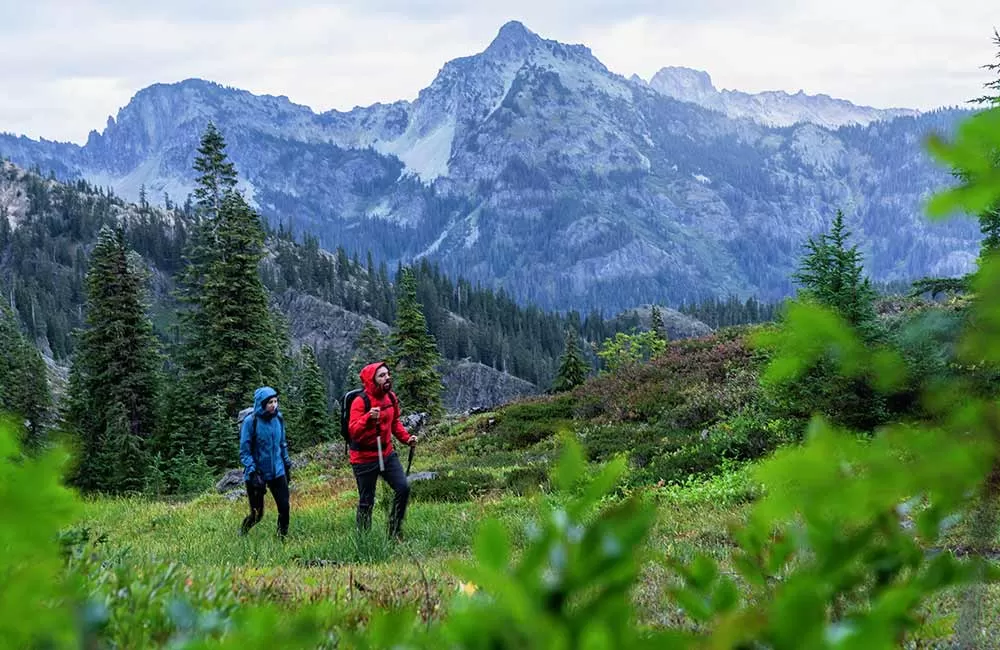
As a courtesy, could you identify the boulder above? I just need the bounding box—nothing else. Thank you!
[216,468,244,494]
[407,471,439,484]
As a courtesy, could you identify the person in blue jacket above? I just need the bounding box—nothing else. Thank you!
[239,386,292,538]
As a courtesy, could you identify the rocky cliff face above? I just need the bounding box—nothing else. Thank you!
[0,22,978,315]
[275,289,541,413]
[440,359,541,413]
[274,290,389,355]
[623,305,714,340]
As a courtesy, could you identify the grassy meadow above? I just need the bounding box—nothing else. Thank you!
[16,314,1000,647]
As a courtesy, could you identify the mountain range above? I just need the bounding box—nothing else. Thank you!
[0,20,981,313]
[636,67,920,129]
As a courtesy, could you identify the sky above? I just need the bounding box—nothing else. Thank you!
[2,1,997,144]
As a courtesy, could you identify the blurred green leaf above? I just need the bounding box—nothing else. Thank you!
[474,518,511,571]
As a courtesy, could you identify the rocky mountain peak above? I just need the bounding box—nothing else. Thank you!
[649,67,717,103]
[487,20,541,56]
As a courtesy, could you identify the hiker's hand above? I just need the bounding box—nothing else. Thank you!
[407,436,419,447]
[368,407,380,421]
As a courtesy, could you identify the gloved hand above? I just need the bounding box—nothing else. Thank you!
[249,471,265,490]
[284,468,292,484]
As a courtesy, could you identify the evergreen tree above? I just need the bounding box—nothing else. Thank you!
[192,121,237,222]
[291,345,333,450]
[969,29,1000,261]
[172,124,287,471]
[0,301,51,449]
[389,267,443,416]
[792,210,877,329]
[64,225,161,493]
[552,329,590,392]
[348,321,390,384]
[649,306,666,340]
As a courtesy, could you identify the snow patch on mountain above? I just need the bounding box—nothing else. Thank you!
[375,117,455,182]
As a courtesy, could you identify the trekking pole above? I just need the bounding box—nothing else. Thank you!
[406,444,415,476]
[375,425,385,472]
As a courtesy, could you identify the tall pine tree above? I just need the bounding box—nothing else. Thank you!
[64,225,161,493]
[290,345,333,450]
[389,267,443,416]
[171,124,287,471]
[970,29,1000,261]
[0,301,51,450]
[552,329,590,392]
[649,306,666,341]
[192,122,237,222]
[348,321,390,384]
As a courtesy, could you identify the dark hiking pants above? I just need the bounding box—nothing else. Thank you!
[240,474,290,538]
[352,451,410,538]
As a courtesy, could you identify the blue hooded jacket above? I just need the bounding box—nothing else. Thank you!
[239,386,291,482]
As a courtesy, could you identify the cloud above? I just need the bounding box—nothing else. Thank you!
[0,1,996,143]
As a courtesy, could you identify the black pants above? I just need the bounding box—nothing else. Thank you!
[240,474,290,538]
[352,451,410,538]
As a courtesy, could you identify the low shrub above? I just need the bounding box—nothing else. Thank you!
[503,465,550,496]
[631,410,799,485]
[409,469,497,503]
[466,394,576,452]
[656,459,763,505]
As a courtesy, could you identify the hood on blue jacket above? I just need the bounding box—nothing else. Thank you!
[253,386,279,417]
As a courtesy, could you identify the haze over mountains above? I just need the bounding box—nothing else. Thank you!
[0,20,979,313]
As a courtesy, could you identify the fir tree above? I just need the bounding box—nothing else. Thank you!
[552,329,590,392]
[64,225,161,493]
[389,267,443,416]
[969,29,1000,261]
[649,306,666,340]
[291,345,333,450]
[192,121,237,222]
[348,321,390,384]
[792,210,877,329]
[171,125,288,471]
[0,301,51,449]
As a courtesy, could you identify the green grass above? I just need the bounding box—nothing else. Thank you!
[67,450,1000,645]
[71,457,752,629]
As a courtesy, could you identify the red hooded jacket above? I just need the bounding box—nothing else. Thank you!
[347,362,412,465]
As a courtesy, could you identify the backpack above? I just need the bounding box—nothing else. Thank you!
[238,406,259,460]
[340,388,398,456]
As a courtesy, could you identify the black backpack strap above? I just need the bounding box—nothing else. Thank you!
[349,392,381,452]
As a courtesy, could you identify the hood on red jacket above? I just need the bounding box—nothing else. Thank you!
[359,361,389,396]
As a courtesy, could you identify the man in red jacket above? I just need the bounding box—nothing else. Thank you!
[348,361,419,539]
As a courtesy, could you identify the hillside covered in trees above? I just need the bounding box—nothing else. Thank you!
[1,123,773,495]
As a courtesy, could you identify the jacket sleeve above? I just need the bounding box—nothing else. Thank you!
[239,417,255,475]
[391,395,411,444]
[280,418,291,469]
[348,394,377,444]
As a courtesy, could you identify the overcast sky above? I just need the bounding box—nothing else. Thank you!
[2,1,997,144]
